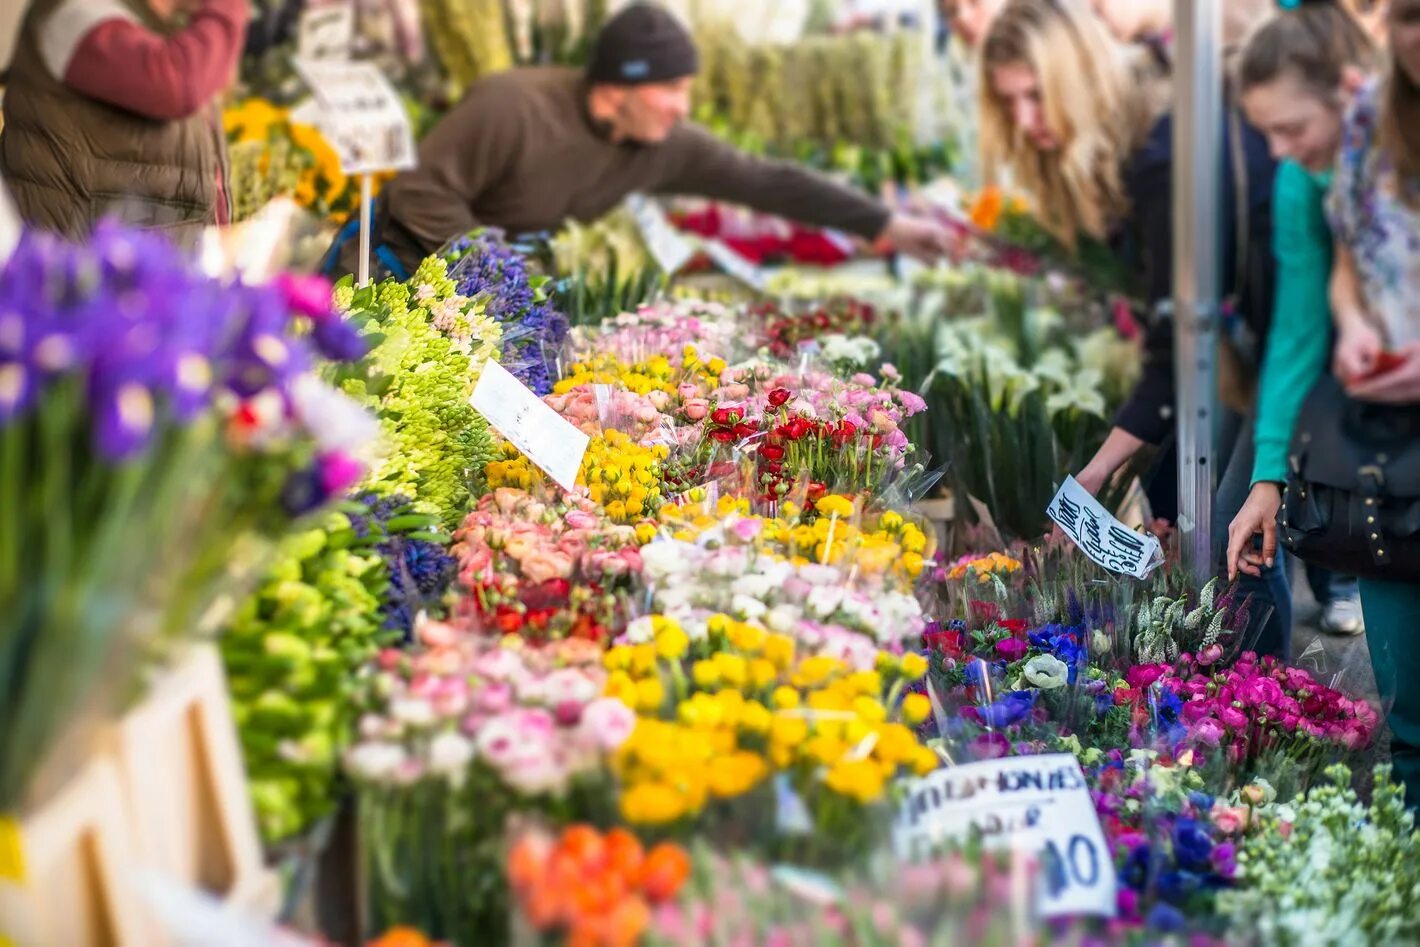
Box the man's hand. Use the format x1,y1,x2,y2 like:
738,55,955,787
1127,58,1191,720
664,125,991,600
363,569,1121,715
1346,341,1420,404
880,213,955,263
1227,482,1282,580
1333,315,1384,382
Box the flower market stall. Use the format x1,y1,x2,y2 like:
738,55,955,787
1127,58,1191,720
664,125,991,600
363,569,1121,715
1,210,1414,947
2,1,1417,945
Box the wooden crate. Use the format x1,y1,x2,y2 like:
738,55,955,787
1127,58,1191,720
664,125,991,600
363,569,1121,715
0,756,151,947
1,645,279,947
109,644,279,920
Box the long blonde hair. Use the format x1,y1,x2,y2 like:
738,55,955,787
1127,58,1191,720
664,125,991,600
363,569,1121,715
979,0,1156,248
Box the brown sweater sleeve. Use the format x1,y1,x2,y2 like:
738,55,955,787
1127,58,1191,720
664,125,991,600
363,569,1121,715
654,124,891,241
384,79,520,252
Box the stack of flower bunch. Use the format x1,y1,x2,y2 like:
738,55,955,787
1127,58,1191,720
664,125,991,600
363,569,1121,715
924,306,1140,541
510,829,1043,947
347,624,633,944
444,231,571,396
0,222,373,812
601,599,936,864
222,493,455,844
691,24,953,191
542,209,665,328
332,257,503,526
224,98,390,224
419,0,513,98
747,298,879,361
448,487,645,643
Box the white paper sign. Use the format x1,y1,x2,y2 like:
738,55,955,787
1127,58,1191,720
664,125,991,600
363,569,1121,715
295,60,415,175
1047,476,1163,579
625,194,695,275
702,238,768,293
296,4,355,62
894,754,1116,918
471,361,589,492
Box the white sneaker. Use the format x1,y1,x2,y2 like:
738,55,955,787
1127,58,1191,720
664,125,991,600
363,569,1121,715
1320,598,1365,636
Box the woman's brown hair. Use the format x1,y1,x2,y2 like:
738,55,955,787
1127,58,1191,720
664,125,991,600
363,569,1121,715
1235,0,1381,100
1380,0,1420,206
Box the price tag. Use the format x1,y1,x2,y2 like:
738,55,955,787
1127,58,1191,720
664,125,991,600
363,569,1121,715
0,178,20,268
624,194,695,275
702,238,768,293
296,3,354,62
894,754,1116,918
295,60,415,175
471,361,589,492
1047,476,1163,579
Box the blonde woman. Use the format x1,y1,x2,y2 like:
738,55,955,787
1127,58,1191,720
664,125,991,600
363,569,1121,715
979,0,1287,656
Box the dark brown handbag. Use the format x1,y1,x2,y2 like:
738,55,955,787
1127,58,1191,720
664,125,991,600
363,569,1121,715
1279,374,1420,580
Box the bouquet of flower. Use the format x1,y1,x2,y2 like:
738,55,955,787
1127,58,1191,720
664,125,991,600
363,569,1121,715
445,231,570,396
1217,764,1420,946
0,223,372,811
450,488,645,643
508,825,691,947
349,630,628,944
333,257,502,526
223,493,455,843
602,611,934,865
541,210,665,329
748,298,879,361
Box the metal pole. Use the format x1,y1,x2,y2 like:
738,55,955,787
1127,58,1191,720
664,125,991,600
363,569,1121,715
357,173,373,288
1172,0,1222,582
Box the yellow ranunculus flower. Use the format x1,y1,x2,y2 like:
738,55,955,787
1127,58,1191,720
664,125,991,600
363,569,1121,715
714,653,747,688
805,734,848,767
749,658,778,689
815,494,856,519
824,758,887,804
901,692,932,725
852,695,887,724
636,676,665,711
900,653,929,679
912,745,940,776
708,751,768,798
692,660,721,689
763,634,796,670
740,700,772,734
771,685,801,710
770,715,809,747
655,623,689,661
621,782,686,824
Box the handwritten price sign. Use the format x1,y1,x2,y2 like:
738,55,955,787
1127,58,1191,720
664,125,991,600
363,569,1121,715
894,754,1117,918
1047,476,1163,579
471,361,589,492
295,60,415,175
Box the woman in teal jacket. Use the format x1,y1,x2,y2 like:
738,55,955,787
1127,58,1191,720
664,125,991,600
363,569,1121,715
1228,0,1420,810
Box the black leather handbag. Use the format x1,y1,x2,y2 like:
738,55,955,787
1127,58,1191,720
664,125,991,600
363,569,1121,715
1279,374,1420,580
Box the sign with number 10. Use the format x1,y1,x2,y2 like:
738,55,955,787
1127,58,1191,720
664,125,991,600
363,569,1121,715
893,753,1117,918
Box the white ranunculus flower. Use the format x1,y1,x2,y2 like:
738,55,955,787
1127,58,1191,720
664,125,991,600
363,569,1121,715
427,731,475,779
806,586,845,619
766,604,803,634
390,697,436,728
640,540,691,582
625,616,656,644
732,593,768,621
345,741,405,782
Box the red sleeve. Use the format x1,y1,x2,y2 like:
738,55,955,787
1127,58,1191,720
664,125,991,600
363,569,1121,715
60,0,248,121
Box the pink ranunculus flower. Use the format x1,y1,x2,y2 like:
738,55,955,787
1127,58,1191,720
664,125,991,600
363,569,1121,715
1196,643,1224,667
579,696,638,750
996,638,1028,662
1218,705,1249,731
1193,718,1224,745
683,398,710,421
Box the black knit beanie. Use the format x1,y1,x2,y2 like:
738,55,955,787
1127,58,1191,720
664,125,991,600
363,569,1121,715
586,3,699,85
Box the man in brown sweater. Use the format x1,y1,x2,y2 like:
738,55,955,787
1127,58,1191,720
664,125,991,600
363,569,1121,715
334,2,953,277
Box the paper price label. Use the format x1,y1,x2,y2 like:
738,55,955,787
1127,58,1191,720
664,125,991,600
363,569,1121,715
894,754,1116,918
295,60,415,175
625,194,695,275
1047,476,1163,579
702,238,769,293
296,3,354,62
471,361,589,492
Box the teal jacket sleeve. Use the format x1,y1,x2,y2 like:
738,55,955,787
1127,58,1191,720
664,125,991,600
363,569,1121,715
1251,161,1333,485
